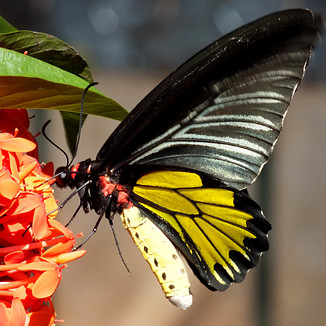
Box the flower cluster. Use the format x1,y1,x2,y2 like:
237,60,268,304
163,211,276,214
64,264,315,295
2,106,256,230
0,109,85,325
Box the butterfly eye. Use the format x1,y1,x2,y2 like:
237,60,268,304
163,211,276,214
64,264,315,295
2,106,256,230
55,166,69,188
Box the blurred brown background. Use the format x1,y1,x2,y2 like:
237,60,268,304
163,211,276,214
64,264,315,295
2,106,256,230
1,1,325,325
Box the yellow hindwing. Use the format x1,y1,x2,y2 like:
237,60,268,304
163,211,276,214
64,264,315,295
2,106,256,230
132,170,268,290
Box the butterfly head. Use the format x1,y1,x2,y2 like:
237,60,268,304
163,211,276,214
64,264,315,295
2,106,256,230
55,166,70,188
55,159,92,189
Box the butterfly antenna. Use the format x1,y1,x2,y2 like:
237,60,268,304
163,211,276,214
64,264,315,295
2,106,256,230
68,81,99,167
42,120,69,167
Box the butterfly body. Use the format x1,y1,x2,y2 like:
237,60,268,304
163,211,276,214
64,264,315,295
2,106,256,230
57,9,323,309
121,205,193,310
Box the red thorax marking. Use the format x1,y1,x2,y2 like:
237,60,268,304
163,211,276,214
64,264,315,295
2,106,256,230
98,176,132,208
71,163,80,179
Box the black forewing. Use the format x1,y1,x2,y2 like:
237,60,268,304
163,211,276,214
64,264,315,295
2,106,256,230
97,9,323,189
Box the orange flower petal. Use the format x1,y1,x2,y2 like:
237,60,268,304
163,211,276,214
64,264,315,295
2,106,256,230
54,250,86,264
10,193,41,215
42,239,75,258
32,270,60,299
20,154,39,172
0,179,20,200
0,134,36,153
0,302,10,326
17,262,56,272
22,176,48,193
47,219,73,238
13,286,27,301
0,236,79,255
0,167,12,180
0,302,11,326
28,310,56,326
11,297,28,326
43,195,58,219
18,161,37,182
8,152,19,180
0,276,38,291
32,203,49,240
0,125,86,323
7,222,25,233
0,263,23,272
4,251,27,264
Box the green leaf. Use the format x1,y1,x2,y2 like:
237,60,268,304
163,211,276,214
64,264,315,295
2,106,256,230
0,16,17,33
60,111,87,156
0,30,92,82
0,46,128,152
0,76,126,118
0,23,95,152
0,48,127,117
0,15,128,154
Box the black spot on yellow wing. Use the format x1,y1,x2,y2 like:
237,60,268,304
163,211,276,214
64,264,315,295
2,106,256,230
131,170,271,291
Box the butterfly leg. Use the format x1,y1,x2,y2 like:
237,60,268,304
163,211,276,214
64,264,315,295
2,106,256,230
65,202,83,227
74,212,104,250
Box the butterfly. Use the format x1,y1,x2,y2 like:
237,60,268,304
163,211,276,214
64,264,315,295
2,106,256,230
56,9,323,309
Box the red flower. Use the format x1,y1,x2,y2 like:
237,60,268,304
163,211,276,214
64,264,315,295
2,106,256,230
0,110,85,325
0,109,38,159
